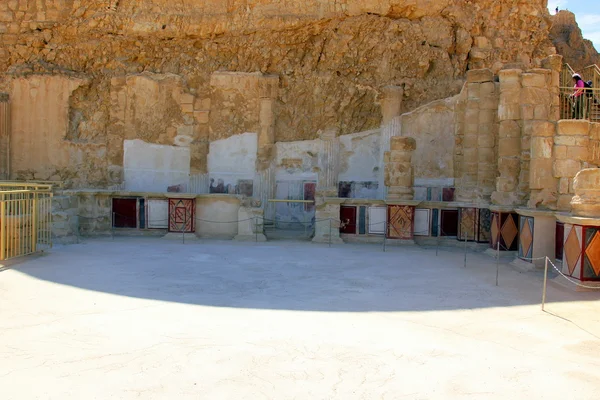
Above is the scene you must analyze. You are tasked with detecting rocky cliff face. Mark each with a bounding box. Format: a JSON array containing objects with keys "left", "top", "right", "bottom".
[
  {"left": 0, "top": 1, "right": 556, "bottom": 186},
  {"left": 0, "top": 1, "right": 554, "bottom": 139},
  {"left": 550, "top": 10, "right": 600, "bottom": 71}
]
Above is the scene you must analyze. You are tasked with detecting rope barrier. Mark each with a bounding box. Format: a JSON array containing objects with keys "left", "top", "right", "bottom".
[{"left": 547, "top": 258, "right": 600, "bottom": 290}]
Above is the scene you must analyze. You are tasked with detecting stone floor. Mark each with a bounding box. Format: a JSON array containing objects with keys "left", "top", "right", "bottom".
[{"left": 1, "top": 238, "right": 599, "bottom": 399}]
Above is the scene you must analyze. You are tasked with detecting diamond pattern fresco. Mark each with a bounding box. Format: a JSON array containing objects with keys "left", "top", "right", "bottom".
[{"left": 564, "top": 225, "right": 582, "bottom": 276}]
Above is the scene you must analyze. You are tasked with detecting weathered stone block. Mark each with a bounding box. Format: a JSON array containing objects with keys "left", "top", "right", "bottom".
[
  {"left": 554, "top": 136, "right": 589, "bottom": 146},
  {"left": 520, "top": 87, "right": 549, "bottom": 105},
  {"left": 479, "top": 111, "right": 495, "bottom": 124},
  {"left": 566, "top": 146, "right": 588, "bottom": 161},
  {"left": 496, "top": 177, "right": 517, "bottom": 192},
  {"left": 467, "top": 83, "right": 481, "bottom": 100},
  {"left": 521, "top": 72, "right": 547, "bottom": 88},
  {"left": 498, "top": 138, "right": 520, "bottom": 157},
  {"left": 529, "top": 159, "right": 556, "bottom": 190},
  {"left": 557, "top": 120, "right": 590, "bottom": 136},
  {"left": 500, "top": 89, "right": 521, "bottom": 105},
  {"left": 465, "top": 108, "right": 480, "bottom": 124},
  {"left": 521, "top": 104, "right": 534, "bottom": 120},
  {"left": 554, "top": 145, "right": 567, "bottom": 159},
  {"left": 523, "top": 120, "right": 555, "bottom": 137},
  {"left": 531, "top": 137, "right": 553, "bottom": 158},
  {"left": 534, "top": 105, "right": 549, "bottom": 120},
  {"left": 589, "top": 123, "right": 600, "bottom": 140},
  {"left": 499, "top": 69, "right": 523, "bottom": 86},
  {"left": 558, "top": 177, "right": 570, "bottom": 194},
  {"left": 390, "top": 137, "right": 416, "bottom": 151},
  {"left": 553, "top": 159, "right": 581, "bottom": 178},
  {"left": 467, "top": 69, "right": 494, "bottom": 83},
  {"left": 499, "top": 120, "right": 521, "bottom": 138},
  {"left": 498, "top": 104, "right": 521, "bottom": 120},
  {"left": 557, "top": 194, "right": 573, "bottom": 211},
  {"left": 497, "top": 157, "right": 520, "bottom": 175},
  {"left": 478, "top": 147, "right": 495, "bottom": 161},
  {"left": 478, "top": 134, "right": 495, "bottom": 148},
  {"left": 463, "top": 134, "right": 478, "bottom": 147},
  {"left": 480, "top": 81, "right": 496, "bottom": 96}
]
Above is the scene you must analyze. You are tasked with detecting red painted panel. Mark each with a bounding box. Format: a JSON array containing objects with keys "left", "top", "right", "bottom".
[
  {"left": 112, "top": 198, "right": 137, "bottom": 228},
  {"left": 340, "top": 206, "right": 357, "bottom": 234},
  {"left": 555, "top": 222, "right": 564, "bottom": 261},
  {"left": 440, "top": 209, "right": 458, "bottom": 237}
]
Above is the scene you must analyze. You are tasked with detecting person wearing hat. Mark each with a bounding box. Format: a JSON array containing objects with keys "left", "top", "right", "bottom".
[{"left": 571, "top": 73, "right": 586, "bottom": 119}]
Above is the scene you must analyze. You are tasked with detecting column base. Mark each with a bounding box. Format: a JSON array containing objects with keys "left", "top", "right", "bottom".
[
  {"left": 162, "top": 232, "right": 198, "bottom": 241},
  {"left": 510, "top": 257, "right": 537, "bottom": 273},
  {"left": 234, "top": 234, "right": 267, "bottom": 242},
  {"left": 312, "top": 235, "right": 345, "bottom": 245}
]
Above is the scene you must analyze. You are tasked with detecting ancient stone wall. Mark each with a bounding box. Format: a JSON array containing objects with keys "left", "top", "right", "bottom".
[{"left": 454, "top": 69, "right": 499, "bottom": 203}]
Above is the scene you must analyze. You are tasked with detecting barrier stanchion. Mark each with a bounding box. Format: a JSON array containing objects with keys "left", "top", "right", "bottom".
[
  {"left": 436, "top": 222, "right": 440, "bottom": 256},
  {"left": 542, "top": 256, "right": 549, "bottom": 311},
  {"left": 495, "top": 240, "right": 500, "bottom": 286},
  {"left": 383, "top": 222, "right": 387, "bottom": 253},
  {"left": 328, "top": 218, "right": 332, "bottom": 248},
  {"left": 463, "top": 232, "right": 468, "bottom": 268},
  {"left": 255, "top": 216, "right": 258, "bottom": 243},
  {"left": 112, "top": 212, "right": 115, "bottom": 241}
]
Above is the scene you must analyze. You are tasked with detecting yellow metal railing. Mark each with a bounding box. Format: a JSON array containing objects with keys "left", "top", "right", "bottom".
[
  {"left": 559, "top": 86, "right": 600, "bottom": 121},
  {"left": 0, "top": 187, "right": 53, "bottom": 260}
]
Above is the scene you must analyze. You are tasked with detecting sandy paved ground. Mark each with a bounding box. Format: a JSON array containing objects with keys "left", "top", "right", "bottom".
[{"left": 1, "top": 238, "right": 599, "bottom": 399}]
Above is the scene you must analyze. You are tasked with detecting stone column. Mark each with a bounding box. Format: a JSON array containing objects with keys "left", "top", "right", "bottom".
[
  {"left": 525, "top": 69, "right": 558, "bottom": 209},
  {"left": 0, "top": 94, "right": 9, "bottom": 180},
  {"left": 256, "top": 75, "right": 279, "bottom": 221},
  {"left": 554, "top": 120, "right": 591, "bottom": 211},
  {"left": 384, "top": 137, "right": 416, "bottom": 201},
  {"left": 381, "top": 85, "right": 403, "bottom": 125},
  {"left": 571, "top": 169, "right": 600, "bottom": 217},
  {"left": 492, "top": 69, "right": 523, "bottom": 206},
  {"left": 541, "top": 54, "right": 563, "bottom": 123},
  {"left": 312, "top": 128, "right": 343, "bottom": 244},
  {"left": 316, "top": 128, "right": 340, "bottom": 196},
  {"left": 455, "top": 69, "right": 498, "bottom": 202},
  {"left": 379, "top": 86, "right": 403, "bottom": 199}
]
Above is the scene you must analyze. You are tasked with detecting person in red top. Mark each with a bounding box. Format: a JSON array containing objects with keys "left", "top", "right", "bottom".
[{"left": 571, "top": 73, "right": 586, "bottom": 119}]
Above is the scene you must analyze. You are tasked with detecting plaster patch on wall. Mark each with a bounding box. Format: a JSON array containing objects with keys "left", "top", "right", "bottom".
[
  {"left": 400, "top": 96, "right": 458, "bottom": 181},
  {"left": 123, "top": 139, "right": 190, "bottom": 192},
  {"left": 208, "top": 132, "right": 258, "bottom": 194},
  {"left": 275, "top": 139, "right": 320, "bottom": 181},
  {"left": 338, "top": 129, "right": 381, "bottom": 183}
]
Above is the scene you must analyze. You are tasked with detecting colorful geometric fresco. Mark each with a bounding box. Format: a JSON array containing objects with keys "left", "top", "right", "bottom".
[
  {"left": 478, "top": 209, "right": 492, "bottom": 243},
  {"left": 387, "top": 205, "right": 414, "bottom": 240},
  {"left": 583, "top": 228, "right": 600, "bottom": 280},
  {"left": 518, "top": 216, "right": 534, "bottom": 261},
  {"left": 563, "top": 224, "right": 582, "bottom": 276},
  {"left": 458, "top": 208, "right": 477, "bottom": 242},
  {"left": 168, "top": 198, "right": 195, "bottom": 233}
]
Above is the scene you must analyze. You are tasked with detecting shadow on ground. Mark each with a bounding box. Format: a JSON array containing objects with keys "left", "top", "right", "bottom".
[{"left": 6, "top": 236, "right": 600, "bottom": 313}]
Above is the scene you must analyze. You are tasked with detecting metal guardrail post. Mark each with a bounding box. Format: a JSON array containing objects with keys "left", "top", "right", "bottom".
[
  {"left": 495, "top": 240, "right": 500, "bottom": 286},
  {"left": 328, "top": 218, "right": 332, "bottom": 248},
  {"left": 542, "top": 256, "right": 549, "bottom": 311},
  {"left": 0, "top": 200, "right": 5, "bottom": 260},
  {"left": 463, "top": 232, "right": 468, "bottom": 268},
  {"left": 32, "top": 193, "right": 38, "bottom": 252}
]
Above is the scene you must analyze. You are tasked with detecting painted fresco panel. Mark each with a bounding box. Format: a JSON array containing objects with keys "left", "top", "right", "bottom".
[
  {"left": 387, "top": 205, "right": 415, "bottom": 240},
  {"left": 168, "top": 198, "right": 195, "bottom": 233},
  {"left": 368, "top": 207, "right": 386, "bottom": 234},
  {"left": 478, "top": 209, "right": 491, "bottom": 243},
  {"left": 340, "top": 206, "right": 357, "bottom": 234},
  {"left": 458, "top": 208, "right": 477, "bottom": 242},
  {"left": 414, "top": 209, "right": 431, "bottom": 236}
]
